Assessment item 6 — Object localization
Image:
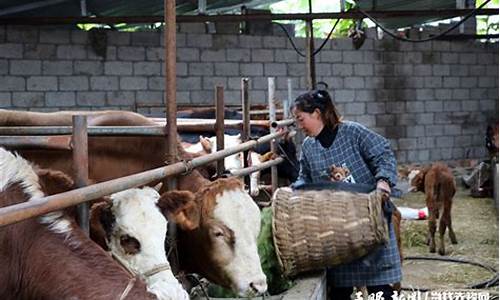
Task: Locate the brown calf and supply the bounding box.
[408,163,458,255]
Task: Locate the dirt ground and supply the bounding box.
[394,182,499,297]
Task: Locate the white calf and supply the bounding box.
[185,134,264,196]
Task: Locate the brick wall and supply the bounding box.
[0,25,498,163]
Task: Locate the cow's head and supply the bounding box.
[200,134,243,171]
[91,186,191,300]
[329,164,350,182]
[408,168,425,193]
[173,178,267,296]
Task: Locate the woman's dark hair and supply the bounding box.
[292,89,342,129]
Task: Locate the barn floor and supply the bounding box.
[394,184,499,297]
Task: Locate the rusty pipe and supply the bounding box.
[72,115,90,235]
[0,135,72,150]
[0,126,166,136]
[215,86,225,177]
[0,121,271,136]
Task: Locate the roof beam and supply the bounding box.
[0,9,497,25]
[0,0,71,17]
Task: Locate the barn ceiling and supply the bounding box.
[0,0,278,17]
[0,0,483,29]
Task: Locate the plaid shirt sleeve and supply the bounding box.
[354,123,398,187]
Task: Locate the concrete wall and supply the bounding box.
[0,25,498,163]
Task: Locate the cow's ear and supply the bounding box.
[89,199,114,250]
[200,136,212,153]
[158,190,200,231]
[416,170,425,184]
[398,165,411,179]
[36,168,74,196]
[344,167,350,176]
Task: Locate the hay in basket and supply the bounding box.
[271,186,389,277]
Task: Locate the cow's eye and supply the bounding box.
[120,234,141,255]
[214,230,225,238]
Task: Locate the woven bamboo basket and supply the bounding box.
[271,187,389,277]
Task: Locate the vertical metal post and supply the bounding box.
[80,0,87,16]
[268,78,278,193]
[241,78,251,190]
[215,86,225,177]
[305,0,316,90]
[493,163,499,210]
[198,0,206,14]
[165,0,178,273]
[457,0,465,34]
[165,0,177,171]
[72,115,89,236]
[241,78,251,143]
[285,78,293,119]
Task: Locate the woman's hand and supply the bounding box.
[376,179,391,201]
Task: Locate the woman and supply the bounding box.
[291,89,401,300]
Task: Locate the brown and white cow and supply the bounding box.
[0,109,267,296]
[166,177,267,296]
[408,163,458,255]
[0,147,155,300]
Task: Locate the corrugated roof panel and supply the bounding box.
[0,0,470,29]
[0,0,270,17]
[357,0,457,29]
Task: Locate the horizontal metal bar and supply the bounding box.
[230,157,284,177]
[0,129,287,227]
[156,118,271,127]
[433,34,499,40]
[0,135,72,150]
[0,9,496,25]
[187,130,286,168]
[0,126,166,136]
[0,161,185,227]
[248,109,284,116]
[271,119,295,128]
[0,119,273,136]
